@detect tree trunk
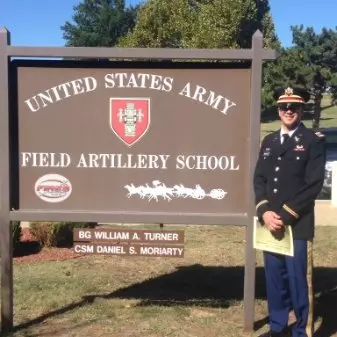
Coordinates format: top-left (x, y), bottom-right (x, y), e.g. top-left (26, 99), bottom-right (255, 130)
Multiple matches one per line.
top-left (312, 93), bottom-right (322, 130)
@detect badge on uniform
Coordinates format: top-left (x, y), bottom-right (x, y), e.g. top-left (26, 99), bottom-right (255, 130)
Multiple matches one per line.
top-left (294, 145), bottom-right (305, 151)
top-left (263, 147), bottom-right (271, 158)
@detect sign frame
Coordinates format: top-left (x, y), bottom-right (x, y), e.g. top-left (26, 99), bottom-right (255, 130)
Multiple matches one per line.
top-left (0, 27), bottom-right (277, 333)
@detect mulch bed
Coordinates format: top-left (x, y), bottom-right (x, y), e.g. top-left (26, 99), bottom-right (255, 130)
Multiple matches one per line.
top-left (14, 228), bottom-right (84, 264)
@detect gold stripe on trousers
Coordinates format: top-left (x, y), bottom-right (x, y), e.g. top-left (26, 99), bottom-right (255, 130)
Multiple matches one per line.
top-left (306, 240), bottom-right (314, 337)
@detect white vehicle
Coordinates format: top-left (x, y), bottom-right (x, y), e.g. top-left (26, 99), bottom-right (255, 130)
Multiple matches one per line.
top-left (317, 128), bottom-right (337, 200)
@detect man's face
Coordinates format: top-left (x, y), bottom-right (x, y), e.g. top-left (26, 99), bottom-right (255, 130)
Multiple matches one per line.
top-left (278, 103), bottom-right (303, 129)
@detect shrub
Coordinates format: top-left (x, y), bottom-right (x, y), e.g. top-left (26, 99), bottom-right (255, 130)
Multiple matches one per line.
top-left (29, 222), bottom-right (54, 248)
top-left (12, 221), bottom-right (22, 247)
top-left (29, 221), bottom-right (97, 248)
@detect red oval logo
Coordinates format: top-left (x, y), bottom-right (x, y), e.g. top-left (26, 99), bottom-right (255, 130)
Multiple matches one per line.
top-left (34, 174), bottom-right (72, 203)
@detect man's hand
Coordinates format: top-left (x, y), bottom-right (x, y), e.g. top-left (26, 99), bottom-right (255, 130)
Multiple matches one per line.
top-left (262, 211), bottom-right (284, 232)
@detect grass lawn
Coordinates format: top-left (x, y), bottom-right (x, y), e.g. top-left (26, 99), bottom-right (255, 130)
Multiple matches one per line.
top-left (1, 225), bottom-right (336, 337)
top-left (260, 94), bottom-right (337, 140)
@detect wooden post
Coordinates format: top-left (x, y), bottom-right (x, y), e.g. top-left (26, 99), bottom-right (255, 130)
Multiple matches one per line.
top-left (243, 30), bottom-right (264, 332)
top-left (0, 27), bottom-right (13, 333)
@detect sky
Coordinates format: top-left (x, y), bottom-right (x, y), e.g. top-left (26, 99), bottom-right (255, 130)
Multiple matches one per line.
top-left (0, 0), bottom-right (336, 48)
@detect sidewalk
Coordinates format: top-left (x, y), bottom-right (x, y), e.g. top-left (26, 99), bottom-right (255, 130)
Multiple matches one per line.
top-left (315, 201), bottom-right (337, 226)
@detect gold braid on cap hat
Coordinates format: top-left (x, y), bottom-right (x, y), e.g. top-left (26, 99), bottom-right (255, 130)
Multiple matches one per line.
top-left (277, 87), bottom-right (304, 104)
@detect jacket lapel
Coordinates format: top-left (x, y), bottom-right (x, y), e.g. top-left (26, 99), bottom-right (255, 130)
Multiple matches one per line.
top-left (270, 131), bottom-right (282, 158)
top-left (272, 123), bottom-right (304, 159)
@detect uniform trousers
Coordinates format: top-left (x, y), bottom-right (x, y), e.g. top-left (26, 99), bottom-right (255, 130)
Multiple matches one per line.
top-left (263, 239), bottom-right (313, 337)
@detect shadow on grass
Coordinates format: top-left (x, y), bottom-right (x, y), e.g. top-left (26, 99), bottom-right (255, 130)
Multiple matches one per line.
top-left (321, 104), bottom-right (335, 112)
top-left (10, 265), bottom-right (337, 337)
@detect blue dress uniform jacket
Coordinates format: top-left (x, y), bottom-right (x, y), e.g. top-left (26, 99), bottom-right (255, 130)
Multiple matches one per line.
top-left (253, 122), bottom-right (326, 240)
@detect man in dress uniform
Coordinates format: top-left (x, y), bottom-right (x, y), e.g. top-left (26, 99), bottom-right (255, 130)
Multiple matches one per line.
top-left (253, 87), bottom-right (326, 337)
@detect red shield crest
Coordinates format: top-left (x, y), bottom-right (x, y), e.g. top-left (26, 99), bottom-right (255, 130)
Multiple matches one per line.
top-left (110, 98), bottom-right (150, 146)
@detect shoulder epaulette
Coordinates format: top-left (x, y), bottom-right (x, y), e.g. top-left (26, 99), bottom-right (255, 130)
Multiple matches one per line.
top-left (315, 131), bottom-right (325, 138)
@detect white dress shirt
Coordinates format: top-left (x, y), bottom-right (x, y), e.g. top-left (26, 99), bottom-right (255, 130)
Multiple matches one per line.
top-left (280, 126), bottom-right (298, 144)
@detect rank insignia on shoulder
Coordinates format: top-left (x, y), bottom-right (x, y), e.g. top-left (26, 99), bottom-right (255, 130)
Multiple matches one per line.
top-left (315, 131), bottom-right (325, 138)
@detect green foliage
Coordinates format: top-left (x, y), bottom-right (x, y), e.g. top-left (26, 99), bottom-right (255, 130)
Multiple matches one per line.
top-left (12, 221), bottom-right (22, 247)
top-left (119, 0), bottom-right (279, 49)
top-left (261, 47), bottom-right (310, 119)
top-left (290, 25), bottom-right (334, 91)
top-left (118, 0), bottom-right (197, 48)
top-left (314, 27), bottom-right (337, 103)
top-left (263, 25), bottom-right (337, 126)
top-left (61, 0), bottom-right (139, 47)
top-left (30, 222), bottom-right (96, 248)
top-left (187, 0), bottom-right (278, 49)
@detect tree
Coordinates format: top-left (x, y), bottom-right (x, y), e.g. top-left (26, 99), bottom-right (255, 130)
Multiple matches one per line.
top-left (61, 0), bottom-right (139, 47)
top-left (290, 25), bottom-right (337, 129)
top-left (312, 27), bottom-right (337, 105)
top-left (261, 46), bottom-right (310, 120)
top-left (188, 0), bottom-right (278, 49)
top-left (118, 0), bottom-right (197, 48)
top-left (263, 25), bottom-right (337, 128)
top-left (118, 0), bottom-right (279, 49)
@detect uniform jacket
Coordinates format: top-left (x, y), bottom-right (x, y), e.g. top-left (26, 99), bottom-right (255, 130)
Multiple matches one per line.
top-left (253, 122), bottom-right (326, 240)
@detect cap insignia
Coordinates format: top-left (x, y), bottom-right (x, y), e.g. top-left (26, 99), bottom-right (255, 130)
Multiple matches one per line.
top-left (284, 87), bottom-right (294, 96)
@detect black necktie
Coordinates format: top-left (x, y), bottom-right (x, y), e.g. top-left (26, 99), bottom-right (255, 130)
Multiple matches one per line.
top-left (282, 134), bottom-right (290, 145)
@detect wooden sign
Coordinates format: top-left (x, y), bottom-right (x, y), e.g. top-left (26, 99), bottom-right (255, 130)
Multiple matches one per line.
top-left (73, 228), bottom-right (185, 257)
